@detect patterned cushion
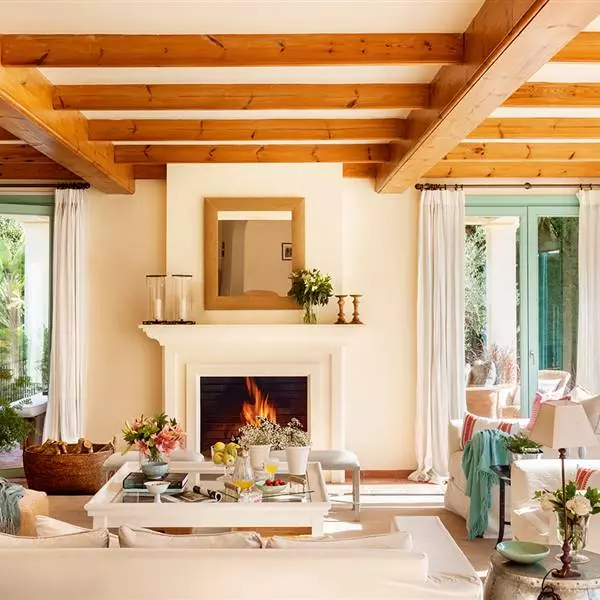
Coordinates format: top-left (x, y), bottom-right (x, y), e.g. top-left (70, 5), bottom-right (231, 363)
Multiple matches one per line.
top-left (528, 392), bottom-right (571, 431)
top-left (576, 467), bottom-right (598, 490)
top-left (460, 413), bottom-right (520, 449)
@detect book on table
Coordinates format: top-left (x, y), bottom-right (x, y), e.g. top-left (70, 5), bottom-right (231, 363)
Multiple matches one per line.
top-left (122, 471), bottom-right (188, 493)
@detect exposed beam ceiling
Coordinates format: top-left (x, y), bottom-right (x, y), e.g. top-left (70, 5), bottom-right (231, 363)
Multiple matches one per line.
top-left (468, 118), bottom-right (600, 139)
top-left (426, 162), bottom-right (600, 178)
top-left (375, 0), bottom-right (600, 193)
top-left (444, 142), bottom-right (600, 162)
top-left (88, 118), bottom-right (405, 142)
top-left (343, 163), bottom-right (377, 179)
top-left (0, 144), bottom-right (57, 163)
top-left (114, 143), bottom-right (390, 164)
top-left (53, 83), bottom-right (430, 111)
top-left (505, 83), bottom-right (600, 107)
top-left (0, 66), bottom-right (133, 193)
top-left (0, 162), bottom-right (80, 180)
top-left (551, 31), bottom-right (600, 62)
top-left (0, 33), bottom-right (464, 67)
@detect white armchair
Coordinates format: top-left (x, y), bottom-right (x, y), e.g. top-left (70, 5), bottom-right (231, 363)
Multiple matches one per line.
top-left (511, 459), bottom-right (600, 553)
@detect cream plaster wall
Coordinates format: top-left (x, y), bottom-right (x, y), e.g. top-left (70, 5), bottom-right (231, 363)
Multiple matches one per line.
top-left (84, 181), bottom-right (166, 443)
top-left (165, 165), bottom-right (418, 469)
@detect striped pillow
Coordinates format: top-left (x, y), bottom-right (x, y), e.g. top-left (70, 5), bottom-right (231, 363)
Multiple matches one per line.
top-left (460, 413), bottom-right (520, 449)
top-left (527, 391), bottom-right (571, 431)
top-left (576, 467), bottom-right (598, 490)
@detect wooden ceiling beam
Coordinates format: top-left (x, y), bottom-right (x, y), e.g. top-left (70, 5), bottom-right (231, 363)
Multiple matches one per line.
top-left (343, 163), bottom-right (377, 178)
top-left (505, 83), bottom-right (600, 107)
top-left (468, 118), bottom-right (600, 139)
top-left (0, 162), bottom-right (80, 180)
top-left (88, 118), bottom-right (406, 142)
top-left (115, 143), bottom-right (390, 164)
top-left (0, 127), bottom-right (17, 140)
top-left (445, 142), bottom-right (600, 162)
top-left (375, 0), bottom-right (600, 193)
top-left (0, 33), bottom-right (464, 67)
top-left (0, 66), bottom-right (133, 193)
top-left (53, 83), bottom-right (430, 111)
top-left (426, 162), bottom-right (600, 178)
top-left (0, 144), bottom-right (57, 163)
top-left (551, 31), bottom-right (600, 62)
top-left (133, 165), bottom-right (166, 180)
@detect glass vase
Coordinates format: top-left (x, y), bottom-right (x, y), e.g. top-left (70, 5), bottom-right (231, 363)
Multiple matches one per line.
top-left (302, 303), bottom-right (317, 324)
top-left (557, 512), bottom-right (590, 564)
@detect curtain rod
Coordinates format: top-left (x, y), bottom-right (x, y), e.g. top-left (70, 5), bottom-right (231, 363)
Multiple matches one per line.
top-left (415, 183), bottom-right (599, 191)
top-left (0, 182), bottom-right (90, 190)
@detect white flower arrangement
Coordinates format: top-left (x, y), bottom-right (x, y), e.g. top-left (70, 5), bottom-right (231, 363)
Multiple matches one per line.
top-left (238, 416), bottom-right (285, 450)
top-left (534, 481), bottom-right (600, 518)
top-left (281, 418), bottom-right (311, 448)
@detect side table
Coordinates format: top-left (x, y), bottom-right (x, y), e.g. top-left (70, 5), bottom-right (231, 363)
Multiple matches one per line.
top-left (484, 550), bottom-right (600, 600)
top-left (490, 464), bottom-right (511, 545)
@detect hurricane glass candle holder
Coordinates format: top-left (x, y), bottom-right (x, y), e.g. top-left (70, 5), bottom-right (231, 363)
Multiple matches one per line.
top-left (145, 275), bottom-right (167, 323)
top-left (172, 274), bottom-right (194, 324)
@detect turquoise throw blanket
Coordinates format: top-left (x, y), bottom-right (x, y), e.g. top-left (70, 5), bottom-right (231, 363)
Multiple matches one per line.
top-left (0, 477), bottom-right (25, 535)
top-left (462, 429), bottom-right (509, 540)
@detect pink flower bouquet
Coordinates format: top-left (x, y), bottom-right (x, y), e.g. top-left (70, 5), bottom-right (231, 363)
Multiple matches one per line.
top-left (122, 413), bottom-right (185, 462)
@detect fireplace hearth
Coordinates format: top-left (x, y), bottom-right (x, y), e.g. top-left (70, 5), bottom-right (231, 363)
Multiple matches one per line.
top-left (200, 376), bottom-right (308, 453)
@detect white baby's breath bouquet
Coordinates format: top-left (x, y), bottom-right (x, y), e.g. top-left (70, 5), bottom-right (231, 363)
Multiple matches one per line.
top-left (238, 416), bottom-right (285, 450)
top-left (281, 418), bottom-right (310, 448)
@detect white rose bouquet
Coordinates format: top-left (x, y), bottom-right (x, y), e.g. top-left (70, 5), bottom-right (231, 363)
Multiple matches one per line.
top-left (534, 481), bottom-right (600, 558)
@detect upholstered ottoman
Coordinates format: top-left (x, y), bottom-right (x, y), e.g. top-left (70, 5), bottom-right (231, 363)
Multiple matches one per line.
top-left (18, 488), bottom-right (49, 536)
top-left (309, 450), bottom-right (361, 520)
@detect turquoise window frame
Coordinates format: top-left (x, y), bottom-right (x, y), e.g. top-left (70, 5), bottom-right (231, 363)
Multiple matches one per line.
top-left (466, 195), bottom-right (579, 416)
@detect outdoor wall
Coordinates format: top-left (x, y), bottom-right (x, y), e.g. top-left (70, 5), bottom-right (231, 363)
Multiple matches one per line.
top-left (166, 164), bottom-right (419, 469)
top-left (84, 181), bottom-right (166, 444)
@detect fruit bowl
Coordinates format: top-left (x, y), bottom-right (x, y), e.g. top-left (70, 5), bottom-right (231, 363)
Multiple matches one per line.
top-left (256, 479), bottom-right (289, 495)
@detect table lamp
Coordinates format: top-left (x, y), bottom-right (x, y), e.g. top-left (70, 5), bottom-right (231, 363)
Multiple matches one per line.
top-left (529, 400), bottom-right (598, 578)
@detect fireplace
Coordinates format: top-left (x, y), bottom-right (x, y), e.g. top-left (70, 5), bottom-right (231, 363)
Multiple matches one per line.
top-left (199, 376), bottom-right (308, 453)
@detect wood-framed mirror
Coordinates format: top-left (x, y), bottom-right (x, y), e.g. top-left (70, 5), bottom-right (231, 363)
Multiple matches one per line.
top-left (204, 197), bottom-right (305, 310)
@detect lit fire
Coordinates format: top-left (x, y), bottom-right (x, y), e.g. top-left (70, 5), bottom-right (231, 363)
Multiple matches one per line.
top-left (241, 377), bottom-right (277, 425)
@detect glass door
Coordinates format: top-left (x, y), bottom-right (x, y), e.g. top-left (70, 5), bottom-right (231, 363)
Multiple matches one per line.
top-left (464, 207), bottom-right (527, 417)
top-left (466, 197), bottom-right (579, 417)
top-left (528, 207), bottom-right (579, 403)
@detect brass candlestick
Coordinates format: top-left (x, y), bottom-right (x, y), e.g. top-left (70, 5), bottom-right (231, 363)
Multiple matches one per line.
top-left (334, 295), bottom-right (348, 324)
top-left (350, 294), bottom-right (363, 325)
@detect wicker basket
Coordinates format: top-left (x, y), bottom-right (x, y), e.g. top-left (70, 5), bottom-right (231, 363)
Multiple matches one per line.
top-left (23, 443), bottom-right (114, 494)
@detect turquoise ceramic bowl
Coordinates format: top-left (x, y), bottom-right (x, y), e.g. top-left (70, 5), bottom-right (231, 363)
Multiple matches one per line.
top-left (497, 541), bottom-right (550, 564)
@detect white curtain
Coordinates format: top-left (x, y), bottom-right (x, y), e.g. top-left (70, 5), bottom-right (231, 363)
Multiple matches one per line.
top-left (43, 187), bottom-right (87, 442)
top-left (409, 187), bottom-right (466, 483)
top-left (577, 189), bottom-right (600, 395)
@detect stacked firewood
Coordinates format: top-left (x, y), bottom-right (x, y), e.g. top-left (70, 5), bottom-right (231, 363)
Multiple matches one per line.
top-left (29, 438), bottom-right (95, 455)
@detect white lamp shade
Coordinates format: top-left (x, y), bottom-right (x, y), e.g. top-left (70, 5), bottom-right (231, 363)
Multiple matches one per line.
top-left (529, 400), bottom-right (598, 449)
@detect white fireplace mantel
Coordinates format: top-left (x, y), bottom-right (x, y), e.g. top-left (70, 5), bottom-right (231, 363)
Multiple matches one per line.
top-left (139, 324), bottom-right (362, 477)
top-left (140, 323), bottom-right (363, 347)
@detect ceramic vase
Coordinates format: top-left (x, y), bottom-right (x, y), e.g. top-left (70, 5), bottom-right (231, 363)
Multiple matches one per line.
top-left (139, 451), bottom-right (169, 479)
top-left (285, 445), bottom-right (311, 475)
top-left (248, 444), bottom-right (271, 470)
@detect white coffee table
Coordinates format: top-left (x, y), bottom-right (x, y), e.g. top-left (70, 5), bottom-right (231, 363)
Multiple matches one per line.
top-left (85, 461), bottom-right (330, 535)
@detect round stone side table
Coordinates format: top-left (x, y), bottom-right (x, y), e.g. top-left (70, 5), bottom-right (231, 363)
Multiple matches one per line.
top-left (485, 550), bottom-right (600, 600)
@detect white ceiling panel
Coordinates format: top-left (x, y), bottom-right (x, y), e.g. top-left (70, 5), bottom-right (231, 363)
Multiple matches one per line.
top-left (0, 0), bottom-right (484, 34)
top-left (529, 64), bottom-right (600, 83)
top-left (81, 108), bottom-right (410, 119)
top-left (41, 65), bottom-right (440, 85)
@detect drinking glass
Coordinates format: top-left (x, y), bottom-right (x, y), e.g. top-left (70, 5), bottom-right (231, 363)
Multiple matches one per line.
top-left (264, 457), bottom-right (280, 481)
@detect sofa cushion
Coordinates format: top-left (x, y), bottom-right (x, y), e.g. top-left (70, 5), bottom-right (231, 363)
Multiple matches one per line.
top-left (118, 526), bottom-right (262, 549)
top-left (461, 413), bottom-right (520, 449)
top-left (36, 515), bottom-right (120, 548)
top-left (0, 528), bottom-right (109, 548)
top-left (266, 531), bottom-right (413, 550)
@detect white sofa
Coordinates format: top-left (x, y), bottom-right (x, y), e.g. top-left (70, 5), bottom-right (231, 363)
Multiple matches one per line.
top-left (511, 458), bottom-right (600, 553)
top-left (0, 517), bottom-right (482, 600)
top-left (445, 418), bottom-right (529, 536)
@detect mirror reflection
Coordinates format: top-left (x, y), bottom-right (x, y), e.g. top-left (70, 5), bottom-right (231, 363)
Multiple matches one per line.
top-left (218, 211), bottom-right (292, 297)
